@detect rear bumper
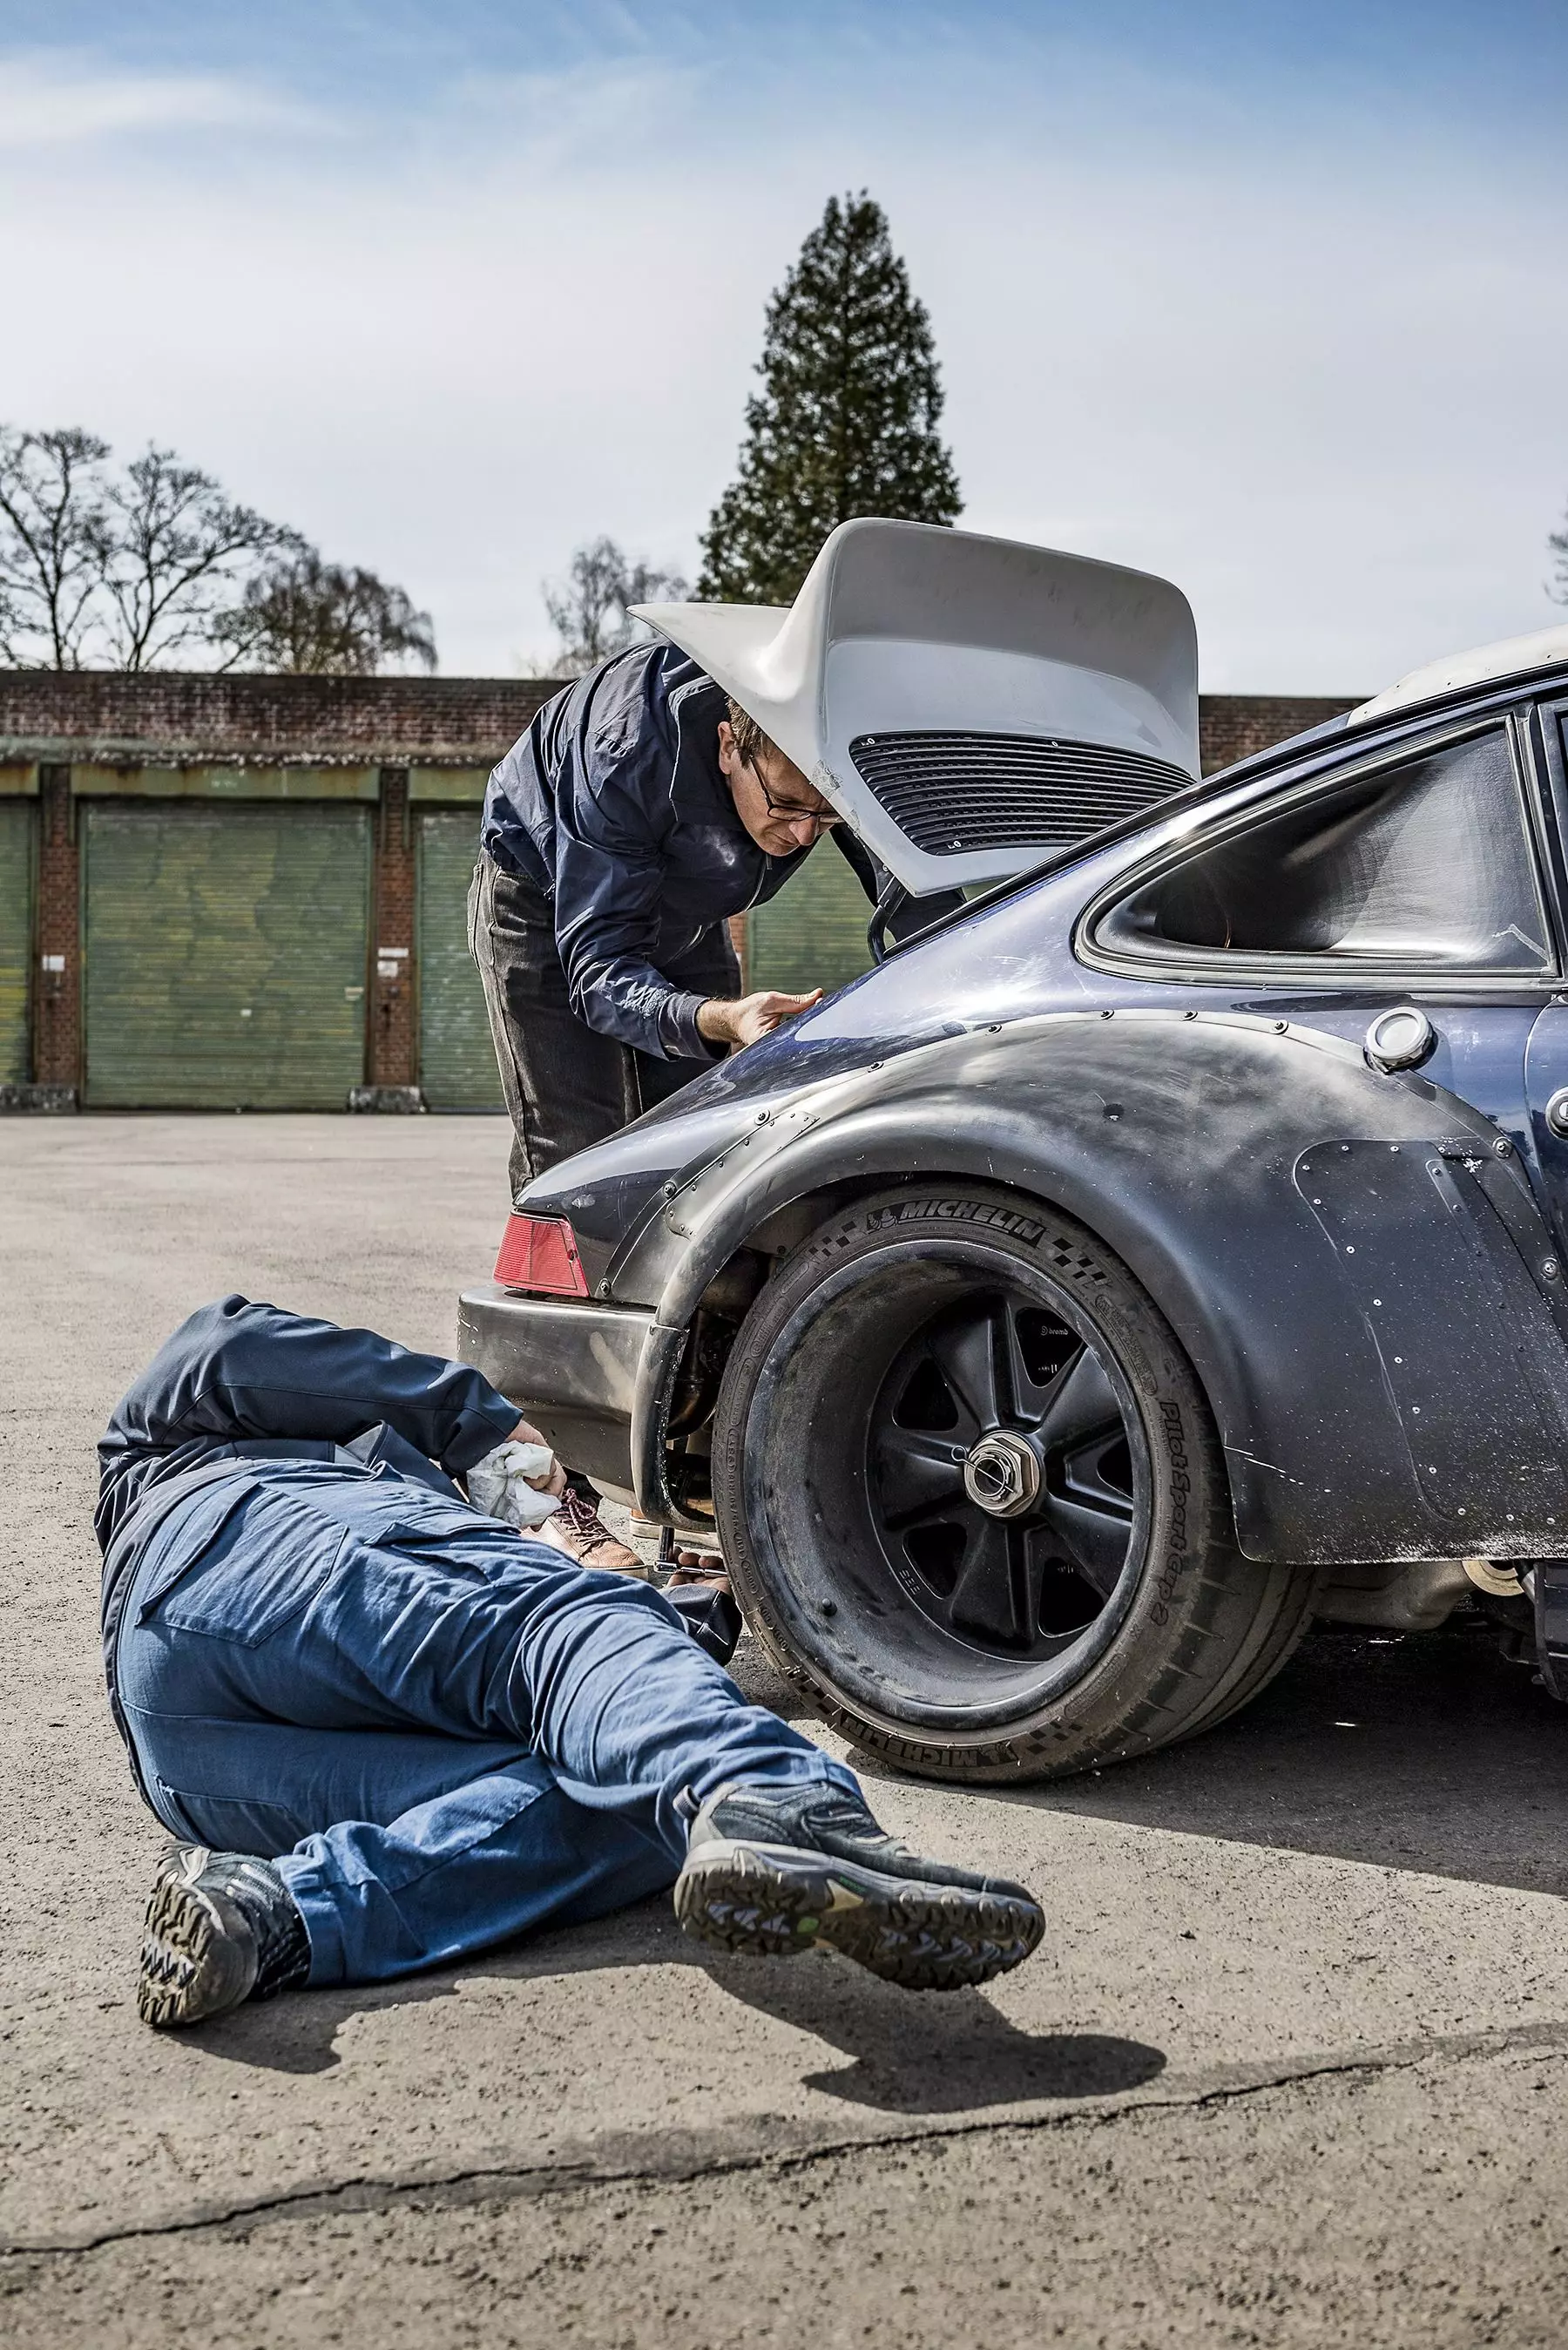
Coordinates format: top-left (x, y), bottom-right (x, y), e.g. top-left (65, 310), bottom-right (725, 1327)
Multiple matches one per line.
top-left (456, 1283), bottom-right (654, 1500)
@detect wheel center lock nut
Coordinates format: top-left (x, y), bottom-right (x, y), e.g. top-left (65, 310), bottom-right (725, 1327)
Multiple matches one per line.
top-left (963, 1431), bottom-right (1043, 1520)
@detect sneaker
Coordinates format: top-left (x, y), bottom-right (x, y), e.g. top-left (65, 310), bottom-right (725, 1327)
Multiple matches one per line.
top-left (139, 1845), bottom-right (311, 2029)
top-left (673, 1783), bottom-right (1044, 1991)
top-left (538, 1486), bottom-right (656, 1580)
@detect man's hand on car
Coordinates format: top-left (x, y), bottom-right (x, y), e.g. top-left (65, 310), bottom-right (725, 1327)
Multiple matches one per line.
top-left (697, 987), bottom-right (824, 1049)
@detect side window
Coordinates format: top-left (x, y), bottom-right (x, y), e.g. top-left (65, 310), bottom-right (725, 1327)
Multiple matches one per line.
top-left (1099, 726), bottom-right (1551, 973)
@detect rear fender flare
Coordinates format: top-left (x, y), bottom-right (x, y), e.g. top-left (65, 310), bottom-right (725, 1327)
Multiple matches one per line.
top-left (627, 1011), bottom-right (1568, 1561)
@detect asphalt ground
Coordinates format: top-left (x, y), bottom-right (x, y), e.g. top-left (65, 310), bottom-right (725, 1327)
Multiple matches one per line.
top-left (3, 1114), bottom-right (1568, 2348)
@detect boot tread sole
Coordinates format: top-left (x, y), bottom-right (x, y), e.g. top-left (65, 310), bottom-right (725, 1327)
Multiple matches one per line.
top-left (674, 1841), bottom-right (1043, 1991)
top-left (138, 1873), bottom-right (256, 2028)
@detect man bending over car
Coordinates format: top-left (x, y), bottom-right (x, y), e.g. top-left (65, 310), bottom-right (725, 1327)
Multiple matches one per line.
top-left (470, 636), bottom-right (963, 1586)
top-left (99, 1297), bottom-right (1042, 2027)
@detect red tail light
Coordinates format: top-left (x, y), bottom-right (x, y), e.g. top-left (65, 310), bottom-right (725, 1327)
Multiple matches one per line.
top-left (493, 1213), bottom-right (589, 1297)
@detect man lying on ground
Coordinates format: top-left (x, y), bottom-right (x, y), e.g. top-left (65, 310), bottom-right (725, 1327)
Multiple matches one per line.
top-left (97, 1297), bottom-right (1044, 2027)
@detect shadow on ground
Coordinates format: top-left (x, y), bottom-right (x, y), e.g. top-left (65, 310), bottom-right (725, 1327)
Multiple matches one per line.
top-left (179, 1894), bottom-right (1164, 2110)
top-left (741, 1601), bottom-right (1568, 1902)
top-left (973, 1615), bottom-right (1568, 1900)
top-left (703, 1960), bottom-right (1164, 2110)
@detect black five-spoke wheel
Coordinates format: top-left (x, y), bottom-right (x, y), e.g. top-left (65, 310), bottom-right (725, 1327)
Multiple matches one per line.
top-left (715, 1185), bottom-right (1320, 1782)
top-left (869, 1290), bottom-right (1136, 1656)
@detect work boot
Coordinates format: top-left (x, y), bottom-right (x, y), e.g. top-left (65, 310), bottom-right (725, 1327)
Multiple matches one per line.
top-left (538, 1485), bottom-right (656, 1580)
top-left (139, 1845), bottom-right (311, 2028)
top-left (673, 1782), bottom-right (1044, 1991)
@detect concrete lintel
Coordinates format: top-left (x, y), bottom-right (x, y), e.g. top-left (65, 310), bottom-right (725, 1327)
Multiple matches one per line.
top-left (0, 1084), bottom-right (78, 1113)
top-left (70, 763), bottom-right (382, 802)
top-left (408, 767), bottom-right (491, 803)
top-left (347, 1085), bottom-right (426, 1114)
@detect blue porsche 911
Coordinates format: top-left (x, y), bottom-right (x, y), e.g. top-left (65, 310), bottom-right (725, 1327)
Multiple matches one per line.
top-left (461, 520), bottom-right (1568, 1784)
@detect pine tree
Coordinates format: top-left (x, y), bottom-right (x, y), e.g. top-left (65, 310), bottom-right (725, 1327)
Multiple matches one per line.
top-left (697, 193), bottom-right (961, 605)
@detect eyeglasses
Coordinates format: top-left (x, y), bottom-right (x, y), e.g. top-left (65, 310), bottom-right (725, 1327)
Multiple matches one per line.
top-left (746, 758), bottom-right (842, 833)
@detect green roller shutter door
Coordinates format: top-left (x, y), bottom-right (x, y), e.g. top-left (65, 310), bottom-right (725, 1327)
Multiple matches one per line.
top-left (0, 802), bottom-right (32, 1084)
top-left (747, 840), bottom-right (874, 998)
top-left (417, 809), bottom-right (504, 1110)
top-left (83, 802), bottom-right (370, 1108)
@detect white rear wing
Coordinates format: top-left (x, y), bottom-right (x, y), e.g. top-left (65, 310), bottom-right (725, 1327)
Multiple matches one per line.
top-left (634, 518), bottom-right (1199, 898)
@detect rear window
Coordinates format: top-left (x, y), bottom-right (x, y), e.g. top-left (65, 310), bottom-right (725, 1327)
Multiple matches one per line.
top-left (1098, 726), bottom-right (1551, 973)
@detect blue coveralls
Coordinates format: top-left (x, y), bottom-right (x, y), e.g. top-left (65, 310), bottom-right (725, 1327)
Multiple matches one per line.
top-left (98, 1297), bottom-right (854, 1986)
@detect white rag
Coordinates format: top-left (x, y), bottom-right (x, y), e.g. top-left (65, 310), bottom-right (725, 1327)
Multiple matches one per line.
top-left (467, 1439), bottom-right (564, 1529)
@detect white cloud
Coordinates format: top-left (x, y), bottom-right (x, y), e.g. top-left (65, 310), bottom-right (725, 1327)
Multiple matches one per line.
top-left (0, 49), bottom-right (329, 148)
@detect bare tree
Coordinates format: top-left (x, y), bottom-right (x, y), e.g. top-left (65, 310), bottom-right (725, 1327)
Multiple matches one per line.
top-left (1551, 506), bottom-right (1568, 606)
top-left (213, 549), bottom-right (436, 674)
top-left (99, 446), bottom-right (300, 671)
top-left (0, 427), bottom-right (115, 667)
top-left (0, 421), bottom-right (438, 674)
top-left (543, 536), bottom-right (688, 675)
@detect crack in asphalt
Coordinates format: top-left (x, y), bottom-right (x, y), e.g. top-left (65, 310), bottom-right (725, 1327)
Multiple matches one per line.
top-left (6, 2015), bottom-right (1568, 2263)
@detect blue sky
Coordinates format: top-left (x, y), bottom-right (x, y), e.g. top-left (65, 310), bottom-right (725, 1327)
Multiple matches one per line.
top-left (3, 2), bottom-right (1565, 687)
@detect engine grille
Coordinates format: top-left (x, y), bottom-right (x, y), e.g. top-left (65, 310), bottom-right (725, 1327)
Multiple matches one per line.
top-left (848, 731), bottom-right (1189, 857)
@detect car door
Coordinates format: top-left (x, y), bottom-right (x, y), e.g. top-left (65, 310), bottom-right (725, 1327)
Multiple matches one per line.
top-left (1088, 703), bottom-right (1561, 1157)
top-left (1521, 692), bottom-right (1568, 1256)
top-left (1241, 709), bottom-right (1560, 1152)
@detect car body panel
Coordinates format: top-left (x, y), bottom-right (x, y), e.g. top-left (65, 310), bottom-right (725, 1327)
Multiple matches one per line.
top-left (463, 647), bottom-right (1568, 1579)
top-left (454, 1290), bottom-right (651, 1498)
top-left (477, 1007), bottom-right (1568, 1562)
top-left (1349, 619), bottom-right (1568, 728)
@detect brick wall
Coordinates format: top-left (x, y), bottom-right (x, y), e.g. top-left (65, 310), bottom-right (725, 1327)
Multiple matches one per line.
top-left (0, 671), bottom-right (555, 764)
top-left (32, 767), bottom-right (79, 1094)
top-left (370, 771), bottom-right (416, 1087)
top-left (0, 670), bottom-right (1362, 775)
top-left (1199, 694), bottom-right (1360, 775)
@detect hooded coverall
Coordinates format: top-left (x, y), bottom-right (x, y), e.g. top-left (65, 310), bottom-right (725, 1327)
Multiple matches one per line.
top-left (98, 1297), bottom-right (854, 1986)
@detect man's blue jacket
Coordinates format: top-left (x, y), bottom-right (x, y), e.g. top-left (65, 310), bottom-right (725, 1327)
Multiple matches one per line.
top-left (96, 1297), bottom-right (523, 1797)
top-left (482, 640), bottom-right (889, 1063)
top-left (97, 1297), bottom-right (739, 1812)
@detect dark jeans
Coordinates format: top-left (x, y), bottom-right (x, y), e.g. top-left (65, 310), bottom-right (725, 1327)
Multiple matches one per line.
top-left (468, 850), bottom-right (735, 1199)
